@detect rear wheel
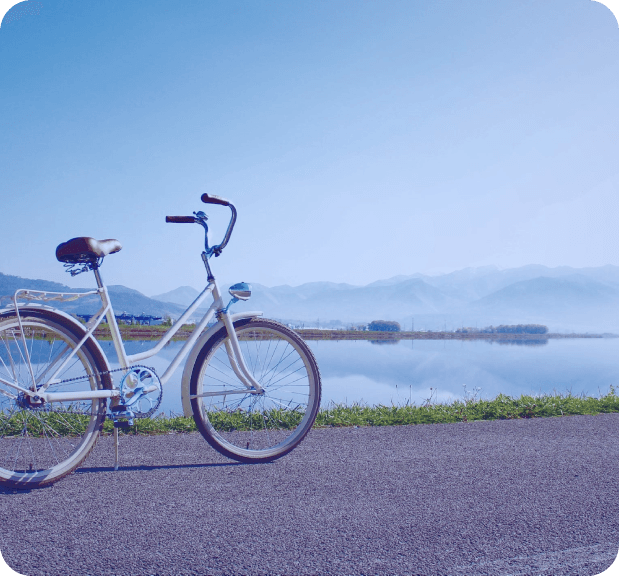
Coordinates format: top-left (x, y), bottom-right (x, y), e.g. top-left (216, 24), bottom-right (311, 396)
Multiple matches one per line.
top-left (0, 310), bottom-right (111, 489)
top-left (190, 318), bottom-right (321, 462)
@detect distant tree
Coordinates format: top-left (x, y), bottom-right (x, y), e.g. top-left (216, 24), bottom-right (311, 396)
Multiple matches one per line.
top-left (471, 324), bottom-right (549, 335)
top-left (456, 327), bottom-right (479, 334)
top-left (494, 324), bottom-right (548, 335)
top-left (368, 320), bottom-right (401, 332)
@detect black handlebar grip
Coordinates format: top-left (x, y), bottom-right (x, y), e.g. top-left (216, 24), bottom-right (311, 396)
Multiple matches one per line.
top-left (201, 193), bottom-right (230, 207)
top-left (166, 216), bottom-right (196, 223)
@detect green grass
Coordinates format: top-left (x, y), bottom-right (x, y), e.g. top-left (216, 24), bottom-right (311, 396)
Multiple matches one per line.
top-left (4, 389), bottom-right (619, 437)
top-left (100, 407), bottom-right (306, 435)
top-left (315, 388), bottom-right (619, 427)
top-left (1, 411), bottom-right (97, 437)
top-left (105, 387), bottom-right (619, 434)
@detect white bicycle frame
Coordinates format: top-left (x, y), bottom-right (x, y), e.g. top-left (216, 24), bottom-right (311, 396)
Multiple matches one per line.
top-left (0, 197), bottom-right (275, 470)
top-left (0, 271), bottom-right (264, 405)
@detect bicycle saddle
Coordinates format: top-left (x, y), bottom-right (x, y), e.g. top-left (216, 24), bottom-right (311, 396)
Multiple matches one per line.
top-left (56, 237), bottom-right (122, 264)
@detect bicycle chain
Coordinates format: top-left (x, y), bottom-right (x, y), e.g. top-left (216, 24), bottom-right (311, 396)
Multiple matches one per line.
top-left (24, 365), bottom-right (162, 418)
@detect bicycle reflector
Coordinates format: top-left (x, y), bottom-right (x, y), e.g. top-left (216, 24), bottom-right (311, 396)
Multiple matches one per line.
top-left (229, 282), bottom-right (252, 301)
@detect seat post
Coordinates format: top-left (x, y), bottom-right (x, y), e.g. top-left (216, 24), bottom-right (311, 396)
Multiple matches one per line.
top-left (93, 267), bottom-right (104, 290)
top-left (91, 265), bottom-right (123, 471)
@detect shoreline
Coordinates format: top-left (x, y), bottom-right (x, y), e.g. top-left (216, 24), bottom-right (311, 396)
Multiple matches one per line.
top-left (295, 329), bottom-right (612, 341)
top-left (99, 389), bottom-right (619, 435)
top-left (95, 325), bottom-right (615, 342)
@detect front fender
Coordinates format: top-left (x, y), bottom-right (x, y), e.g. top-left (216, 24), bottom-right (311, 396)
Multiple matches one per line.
top-left (181, 311), bottom-right (262, 417)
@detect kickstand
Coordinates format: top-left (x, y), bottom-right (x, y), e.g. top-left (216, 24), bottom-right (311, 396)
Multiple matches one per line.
top-left (114, 427), bottom-right (119, 471)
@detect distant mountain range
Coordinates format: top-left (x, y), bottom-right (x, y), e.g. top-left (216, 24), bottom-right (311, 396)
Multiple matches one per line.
top-left (153, 265), bottom-right (619, 332)
top-left (0, 272), bottom-right (184, 319)
top-left (3, 265), bottom-right (619, 332)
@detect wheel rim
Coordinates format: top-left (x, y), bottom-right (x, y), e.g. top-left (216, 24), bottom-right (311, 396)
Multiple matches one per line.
top-left (0, 317), bottom-right (105, 485)
top-left (193, 323), bottom-right (319, 459)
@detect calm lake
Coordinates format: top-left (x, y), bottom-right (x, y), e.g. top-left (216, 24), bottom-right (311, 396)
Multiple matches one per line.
top-left (103, 337), bottom-right (619, 416)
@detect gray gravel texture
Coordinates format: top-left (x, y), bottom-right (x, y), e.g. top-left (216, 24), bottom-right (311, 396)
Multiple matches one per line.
top-left (1, 414), bottom-right (619, 576)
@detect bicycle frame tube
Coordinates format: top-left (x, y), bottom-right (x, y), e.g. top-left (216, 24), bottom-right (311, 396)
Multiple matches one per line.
top-left (11, 266), bottom-right (265, 402)
top-left (93, 271), bottom-right (128, 368)
top-left (124, 278), bottom-right (263, 392)
top-left (36, 295), bottom-right (112, 394)
top-left (125, 282), bottom-right (217, 369)
top-left (0, 374), bottom-right (118, 404)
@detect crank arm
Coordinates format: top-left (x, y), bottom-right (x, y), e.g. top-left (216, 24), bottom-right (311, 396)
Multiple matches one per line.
top-left (122, 384), bottom-right (159, 408)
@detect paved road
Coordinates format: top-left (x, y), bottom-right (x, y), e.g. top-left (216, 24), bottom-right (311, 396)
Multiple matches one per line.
top-left (1, 414), bottom-right (619, 576)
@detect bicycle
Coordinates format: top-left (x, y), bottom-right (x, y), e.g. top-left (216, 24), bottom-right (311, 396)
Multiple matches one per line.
top-left (0, 194), bottom-right (321, 489)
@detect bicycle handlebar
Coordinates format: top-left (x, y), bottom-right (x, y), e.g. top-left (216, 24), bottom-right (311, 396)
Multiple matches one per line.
top-left (165, 216), bottom-right (196, 224)
top-left (214, 201), bottom-right (237, 256)
top-left (201, 193), bottom-right (230, 207)
top-left (166, 195), bottom-right (238, 257)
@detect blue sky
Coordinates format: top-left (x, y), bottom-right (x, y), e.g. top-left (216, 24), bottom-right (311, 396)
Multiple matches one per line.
top-left (1, 0), bottom-right (618, 296)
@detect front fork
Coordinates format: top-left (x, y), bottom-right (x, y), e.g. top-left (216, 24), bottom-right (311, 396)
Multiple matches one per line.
top-left (202, 252), bottom-right (263, 394)
top-left (218, 310), bottom-right (264, 394)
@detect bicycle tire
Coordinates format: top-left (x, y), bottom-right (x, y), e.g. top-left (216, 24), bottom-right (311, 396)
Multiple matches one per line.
top-left (0, 309), bottom-right (112, 489)
top-left (189, 318), bottom-right (321, 462)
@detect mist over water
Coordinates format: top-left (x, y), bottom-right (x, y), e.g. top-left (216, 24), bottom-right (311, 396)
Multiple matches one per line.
top-left (103, 338), bottom-right (619, 416)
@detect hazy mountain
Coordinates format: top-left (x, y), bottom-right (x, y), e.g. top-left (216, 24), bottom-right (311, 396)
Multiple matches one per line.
top-left (461, 275), bottom-right (619, 331)
top-left (472, 275), bottom-right (619, 313)
top-left (0, 272), bottom-right (77, 295)
top-left (0, 272), bottom-right (184, 319)
top-left (422, 264), bottom-right (619, 302)
top-left (232, 278), bottom-right (457, 323)
top-left (152, 286), bottom-right (201, 307)
top-left (4, 265), bottom-right (619, 332)
top-left (234, 266), bottom-right (619, 331)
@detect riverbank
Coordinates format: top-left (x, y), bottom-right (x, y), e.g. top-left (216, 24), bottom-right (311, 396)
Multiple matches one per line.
top-left (296, 329), bottom-right (612, 341)
top-left (101, 389), bottom-right (619, 435)
top-left (96, 324), bottom-right (613, 342)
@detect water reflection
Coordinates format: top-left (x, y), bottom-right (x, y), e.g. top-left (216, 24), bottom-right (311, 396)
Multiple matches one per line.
top-left (102, 337), bottom-right (619, 414)
top-left (492, 339), bottom-right (549, 346)
top-left (307, 338), bottom-right (619, 408)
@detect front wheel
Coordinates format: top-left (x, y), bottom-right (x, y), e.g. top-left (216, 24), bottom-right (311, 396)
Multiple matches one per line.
top-left (190, 318), bottom-right (321, 462)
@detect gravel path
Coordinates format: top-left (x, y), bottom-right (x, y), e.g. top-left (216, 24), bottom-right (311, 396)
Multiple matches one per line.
top-left (1, 414), bottom-right (619, 575)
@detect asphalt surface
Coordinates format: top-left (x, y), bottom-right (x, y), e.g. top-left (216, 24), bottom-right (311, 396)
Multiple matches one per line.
top-left (1, 414), bottom-right (619, 576)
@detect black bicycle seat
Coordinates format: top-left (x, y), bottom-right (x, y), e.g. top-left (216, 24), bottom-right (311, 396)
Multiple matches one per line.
top-left (56, 237), bottom-right (122, 264)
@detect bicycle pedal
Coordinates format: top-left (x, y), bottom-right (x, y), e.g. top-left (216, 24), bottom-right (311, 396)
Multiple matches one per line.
top-left (110, 404), bottom-right (135, 427)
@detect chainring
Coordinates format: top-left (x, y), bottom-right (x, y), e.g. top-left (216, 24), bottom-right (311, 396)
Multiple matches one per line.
top-left (118, 366), bottom-right (163, 418)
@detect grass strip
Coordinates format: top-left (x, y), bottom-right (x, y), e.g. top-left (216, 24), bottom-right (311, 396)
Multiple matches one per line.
top-left (315, 390), bottom-right (619, 427)
top-left (98, 388), bottom-right (619, 435)
top-left (6, 391), bottom-right (616, 437)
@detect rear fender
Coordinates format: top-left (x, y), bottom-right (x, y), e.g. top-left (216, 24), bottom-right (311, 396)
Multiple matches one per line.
top-left (0, 303), bottom-right (112, 375)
